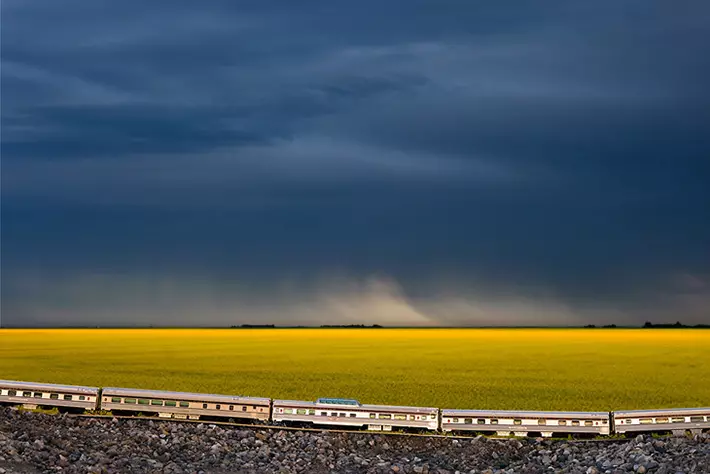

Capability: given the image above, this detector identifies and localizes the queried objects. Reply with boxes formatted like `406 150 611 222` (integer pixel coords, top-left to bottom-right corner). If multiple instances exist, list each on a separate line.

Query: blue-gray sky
2 1 709 326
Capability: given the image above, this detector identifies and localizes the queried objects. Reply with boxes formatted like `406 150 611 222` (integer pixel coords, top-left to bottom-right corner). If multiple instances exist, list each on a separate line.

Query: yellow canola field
1 329 708 411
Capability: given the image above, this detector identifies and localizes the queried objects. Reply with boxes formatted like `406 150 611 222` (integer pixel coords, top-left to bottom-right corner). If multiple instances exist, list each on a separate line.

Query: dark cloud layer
2 1 710 326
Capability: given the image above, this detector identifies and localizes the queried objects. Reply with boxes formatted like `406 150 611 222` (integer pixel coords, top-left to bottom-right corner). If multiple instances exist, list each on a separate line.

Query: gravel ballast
1 408 709 473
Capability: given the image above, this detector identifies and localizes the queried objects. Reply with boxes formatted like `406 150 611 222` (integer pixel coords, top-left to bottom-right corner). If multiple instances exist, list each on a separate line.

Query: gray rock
2 407 710 474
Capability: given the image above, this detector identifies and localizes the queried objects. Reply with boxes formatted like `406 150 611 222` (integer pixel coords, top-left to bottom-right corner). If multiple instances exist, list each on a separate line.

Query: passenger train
1 379 708 437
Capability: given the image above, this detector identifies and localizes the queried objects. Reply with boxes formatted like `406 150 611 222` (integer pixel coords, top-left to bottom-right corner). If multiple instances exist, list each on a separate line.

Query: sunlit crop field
1 329 708 411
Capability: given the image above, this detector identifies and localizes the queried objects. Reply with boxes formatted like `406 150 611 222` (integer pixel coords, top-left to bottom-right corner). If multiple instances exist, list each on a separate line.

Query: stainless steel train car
1 379 709 437
441 409 611 436
0 380 99 411
614 408 710 434
101 387 271 421
272 398 439 431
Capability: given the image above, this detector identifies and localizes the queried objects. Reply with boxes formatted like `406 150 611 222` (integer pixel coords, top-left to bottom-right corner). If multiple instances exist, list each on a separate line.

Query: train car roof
613 407 710 416
101 387 270 404
273 399 438 412
0 379 99 393
442 409 609 417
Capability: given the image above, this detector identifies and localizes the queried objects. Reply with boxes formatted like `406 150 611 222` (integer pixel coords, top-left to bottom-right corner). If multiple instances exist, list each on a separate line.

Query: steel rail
61 412 645 443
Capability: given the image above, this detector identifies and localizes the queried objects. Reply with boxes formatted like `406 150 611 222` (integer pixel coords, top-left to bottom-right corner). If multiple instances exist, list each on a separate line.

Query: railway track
65 412 644 444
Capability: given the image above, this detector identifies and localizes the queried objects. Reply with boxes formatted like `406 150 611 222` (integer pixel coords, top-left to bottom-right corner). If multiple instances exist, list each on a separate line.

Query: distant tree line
642 321 710 328
230 322 708 329
228 324 383 328
319 324 383 328
230 324 276 328
584 321 709 328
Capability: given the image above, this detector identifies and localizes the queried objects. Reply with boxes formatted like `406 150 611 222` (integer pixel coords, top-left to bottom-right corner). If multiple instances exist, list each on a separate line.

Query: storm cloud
2 0 710 326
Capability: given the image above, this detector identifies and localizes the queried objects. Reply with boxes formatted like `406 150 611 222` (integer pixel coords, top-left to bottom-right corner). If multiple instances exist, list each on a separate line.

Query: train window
202 403 208 409
111 397 121 403
490 419 498 425
321 412 328 416
572 420 580 426
671 417 685 423
625 419 633 424
379 414 392 420
165 401 177 407
34 392 43 398
640 418 653 424
558 420 567 426
331 412 337 417
8 390 16 397
296 409 307 415
538 419 547 426
284 408 293 414
350 413 356 418
309 410 316 415
339 413 345 417
138 399 149 405
23 391 31 397
394 414 407 420
584 420 593 427
64 395 73 401
410 415 416 420
180 402 189 408
244 407 249 412
79 396 86 401
125 398 137 404
229 405 234 411
476 419 485 425
690 416 705 422
215 405 221 410
151 400 163 406
252 406 257 410
370 413 376 419
453 417 459 423
655 417 668 423
513 419 522 425
50 393 59 400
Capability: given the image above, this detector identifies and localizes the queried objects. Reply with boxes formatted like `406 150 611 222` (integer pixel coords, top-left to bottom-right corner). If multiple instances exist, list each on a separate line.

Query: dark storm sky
2 1 710 327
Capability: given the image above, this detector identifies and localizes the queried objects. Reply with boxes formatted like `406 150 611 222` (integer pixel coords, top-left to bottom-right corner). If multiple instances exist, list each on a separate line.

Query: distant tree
643 321 653 328
584 324 596 328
